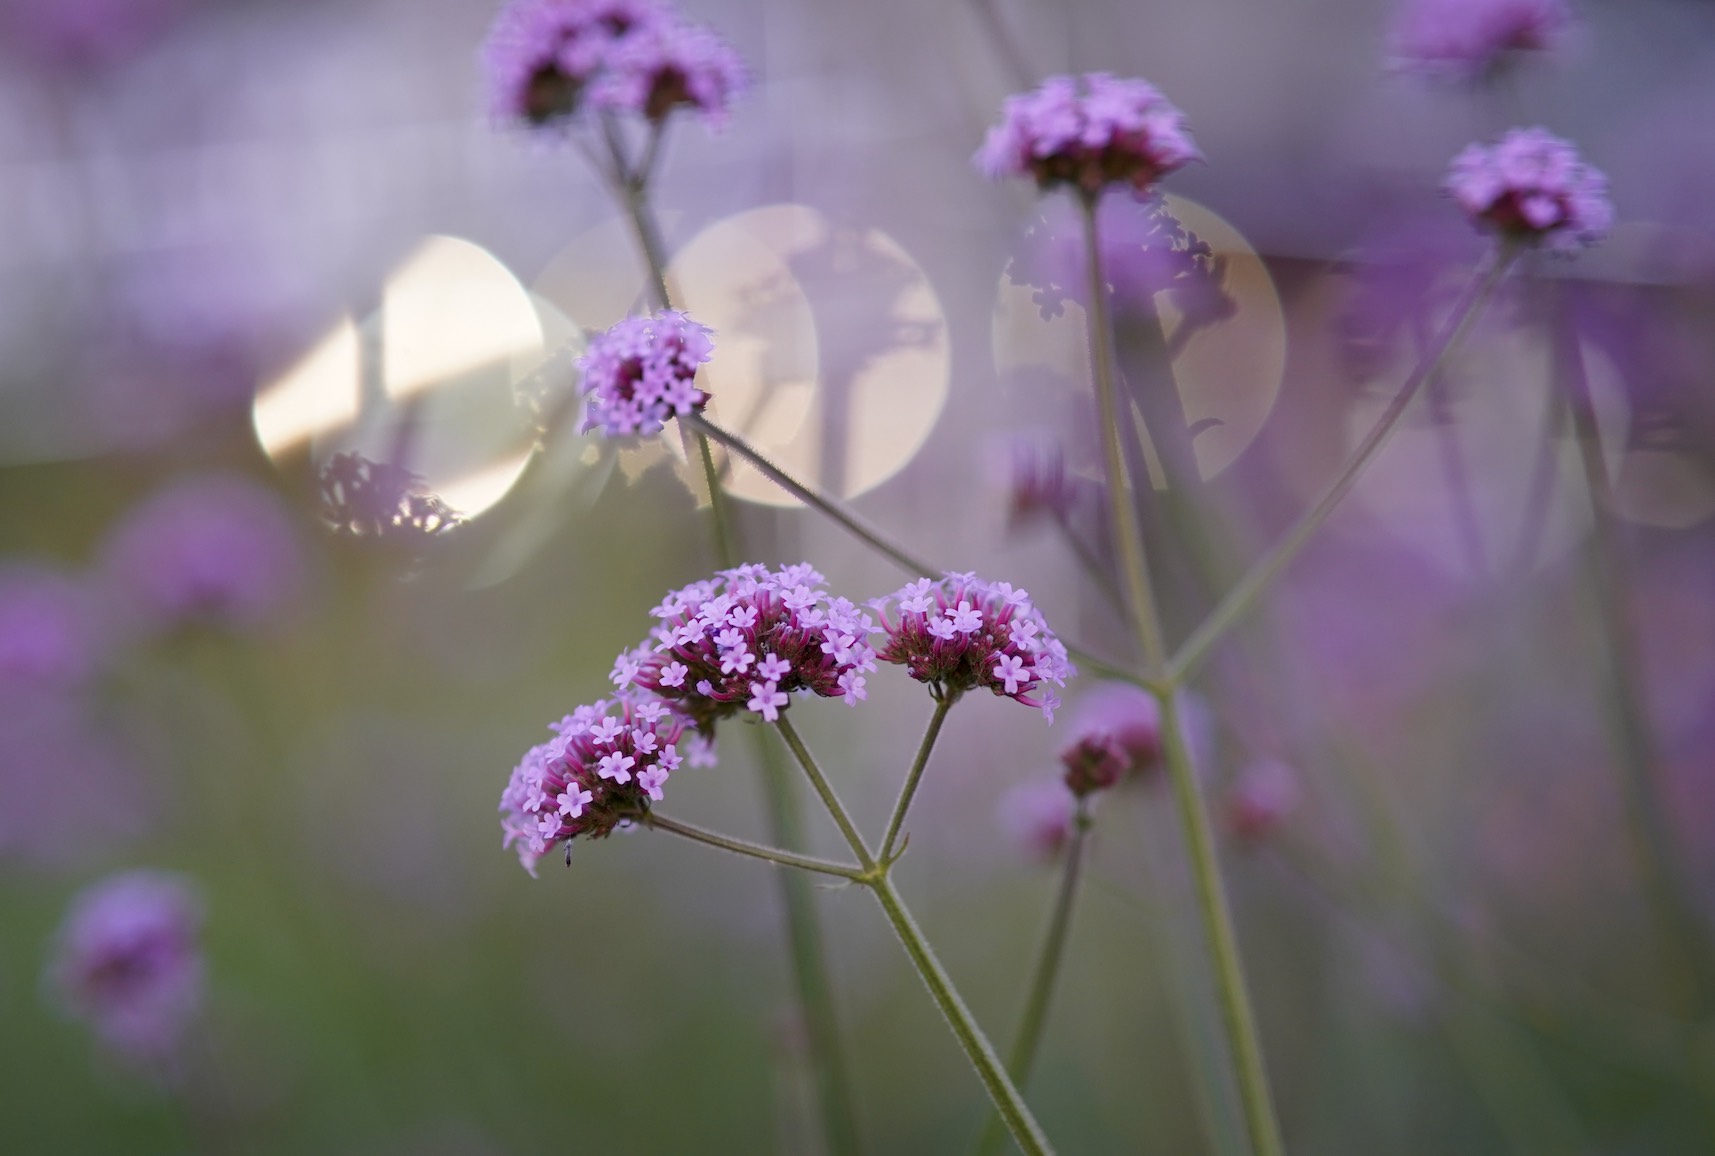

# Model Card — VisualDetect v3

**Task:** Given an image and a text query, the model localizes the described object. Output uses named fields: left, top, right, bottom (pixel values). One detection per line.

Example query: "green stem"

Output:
left=643, top=812, right=866, bottom=880
left=869, top=874, right=1056, bottom=1156
left=1157, top=685, right=1285, bottom=1156
left=693, top=428, right=739, bottom=570
left=751, top=732, right=867, bottom=1156
left=774, top=715, right=878, bottom=871
left=1553, top=285, right=1713, bottom=1012
left=1080, top=192, right=1169, bottom=676
left=685, top=411, right=937, bottom=578
left=974, top=802, right=1094, bottom=1156
left=879, top=696, right=957, bottom=863
left=1167, top=247, right=1517, bottom=686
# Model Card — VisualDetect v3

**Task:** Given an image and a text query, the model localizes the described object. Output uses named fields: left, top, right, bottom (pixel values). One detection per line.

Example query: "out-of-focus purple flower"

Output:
left=499, top=692, right=694, bottom=873
left=618, top=563, right=877, bottom=731
left=0, top=563, right=106, bottom=693
left=0, top=0, right=189, bottom=72
left=998, top=779, right=1078, bottom=861
left=1445, top=128, right=1612, bottom=250
left=100, top=473, right=304, bottom=636
left=1389, top=0, right=1569, bottom=82
left=590, top=13, right=747, bottom=125
left=1224, top=759, right=1301, bottom=843
left=975, top=73, right=1199, bottom=199
left=317, top=453, right=464, bottom=543
left=483, top=0, right=743, bottom=129
left=871, top=574, right=1073, bottom=718
left=991, top=435, right=1083, bottom=529
left=47, top=870, right=204, bottom=1063
left=1063, top=682, right=1162, bottom=784
left=577, top=311, right=714, bottom=438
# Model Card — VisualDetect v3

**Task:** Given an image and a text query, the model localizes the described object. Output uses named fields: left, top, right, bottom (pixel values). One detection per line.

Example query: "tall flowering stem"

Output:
left=642, top=811, right=866, bottom=880
left=879, top=695, right=957, bottom=862
left=975, top=799, right=1094, bottom=1156
left=1167, top=246, right=1518, bottom=686
left=774, top=714, right=1056, bottom=1156
left=1079, top=191, right=1284, bottom=1156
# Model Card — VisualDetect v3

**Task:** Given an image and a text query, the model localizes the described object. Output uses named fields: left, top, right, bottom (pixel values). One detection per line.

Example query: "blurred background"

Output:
left=3, top=0, right=1715, bottom=1151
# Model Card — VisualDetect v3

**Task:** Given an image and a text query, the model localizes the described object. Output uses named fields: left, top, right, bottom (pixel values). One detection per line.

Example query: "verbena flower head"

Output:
left=100, top=473, right=303, bottom=635
left=591, top=13, right=747, bottom=125
left=47, top=870, right=204, bottom=1063
left=999, top=779, right=1078, bottom=861
left=617, top=563, right=877, bottom=732
left=1445, top=127, right=1612, bottom=250
left=0, top=563, right=105, bottom=693
left=1063, top=682, right=1162, bottom=789
left=483, top=0, right=744, bottom=129
left=1225, top=758, right=1301, bottom=843
left=871, top=573, right=1073, bottom=718
left=499, top=692, right=694, bottom=873
left=578, top=311, right=714, bottom=438
left=975, top=73, right=1199, bottom=199
left=1389, top=0, right=1570, bottom=82
left=992, top=435, right=1083, bottom=530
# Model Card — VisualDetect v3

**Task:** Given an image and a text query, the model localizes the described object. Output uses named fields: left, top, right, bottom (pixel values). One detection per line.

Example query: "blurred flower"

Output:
left=991, top=434, right=1084, bottom=529
left=975, top=73, right=1199, bottom=199
left=998, top=779, right=1078, bottom=861
left=1446, top=127, right=1612, bottom=250
left=0, top=562, right=107, bottom=693
left=0, top=0, right=189, bottom=72
left=618, top=563, right=877, bottom=731
left=871, top=574, right=1073, bottom=718
left=317, top=453, right=464, bottom=543
left=47, top=870, right=204, bottom=1064
left=578, top=310, right=714, bottom=438
left=100, top=473, right=304, bottom=636
left=499, top=692, right=694, bottom=874
left=1224, top=759, right=1301, bottom=843
left=1388, top=0, right=1569, bottom=82
left=1059, top=733, right=1127, bottom=797
left=483, top=0, right=743, bottom=130
left=1063, top=681, right=1162, bottom=781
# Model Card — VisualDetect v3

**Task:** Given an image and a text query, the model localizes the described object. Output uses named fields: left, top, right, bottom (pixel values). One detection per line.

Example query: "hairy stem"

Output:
left=974, top=801, right=1094, bottom=1156
left=774, top=714, right=877, bottom=871
left=879, top=696, right=957, bottom=863
left=643, top=812, right=865, bottom=880
left=1167, top=247, right=1517, bottom=686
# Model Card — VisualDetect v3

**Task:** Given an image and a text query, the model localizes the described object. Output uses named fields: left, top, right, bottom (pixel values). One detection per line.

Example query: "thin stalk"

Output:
left=879, top=696, right=956, bottom=863
left=685, top=411, right=937, bottom=577
left=1167, top=247, right=1517, bottom=686
left=1427, top=369, right=1489, bottom=577
left=643, top=812, right=866, bottom=880
left=1080, top=192, right=1169, bottom=675
left=1506, top=365, right=1568, bottom=576
left=974, top=802, right=1094, bottom=1156
left=1156, top=685, right=1284, bottom=1156
left=774, top=714, right=878, bottom=871
left=870, top=875, right=1056, bottom=1156
left=1553, top=287, right=1713, bottom=1012
left=752, top=733, right=867, bottom=1156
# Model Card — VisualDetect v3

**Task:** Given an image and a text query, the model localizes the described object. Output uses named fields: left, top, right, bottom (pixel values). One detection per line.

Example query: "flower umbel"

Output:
left=1389, top=0, right=1570, bottom=82
left=591, top=12, right=746, bottom=125
left=872, top=574, right=1073, bottom=718
left=48, top=870, right=204, bottom=1063
left=975, top=73, right=1199, bottom=199
left=578, top=310, right=714, bottom=438
left=1445, top=127, right=1612, bottom=249
left=499, top=692, right=693, bottom=873
left=617, top=563, right=877, bottom=732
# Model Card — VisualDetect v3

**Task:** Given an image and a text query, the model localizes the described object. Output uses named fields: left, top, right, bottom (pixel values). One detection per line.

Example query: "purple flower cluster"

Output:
left=1061, top=682, right=1162, bottom=794
left=1390, top=0, right=1569, bottom=81
left=482, top=0, right=744, bottom=129
left=100, top=473, right=304, bottom=635
left=0, top=564, right=104, bottom=693
left=1445, top=127, right=1612, bottom=249
left=578, top=311, right=714, bottom=438
left=48, top=871, right=204, bottom=1062
left=999, top=779, right=1078, bottom=861
left=871, top=574, right=1073, bottom=718
left=499, top=693, right=693, bottom=873
left=975, top=73, right=1199, bottom=199
left=1224, top=759, right=1301, bottom=844
left=618, top=563, right=877, bottom=730
left=993, top=435, right=1083, bottom=530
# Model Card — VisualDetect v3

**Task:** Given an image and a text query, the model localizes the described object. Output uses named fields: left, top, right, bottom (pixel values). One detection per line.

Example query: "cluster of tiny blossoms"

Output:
left=1389, top=0, right=1569, bottom=82
left=975, top=73, right=1199, bottom=198
left=1445, top=127, right=1612, bottom=249
left=577, top=311, right=713, bottom=438
left=871, top=574, right=1073, bottom=719
left=499, top=693, right=693, bottom=873
left=616, top=564, right=877, bottom=731
left=483, top=0, right=744, bottom=128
